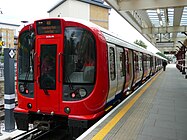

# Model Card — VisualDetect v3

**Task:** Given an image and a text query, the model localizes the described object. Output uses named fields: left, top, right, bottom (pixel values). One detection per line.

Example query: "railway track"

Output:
left=11, top=128, right=51, bottom=140
left=0, top=102, right=72, bottom=139
left=11, top=125, right=70, bottom=140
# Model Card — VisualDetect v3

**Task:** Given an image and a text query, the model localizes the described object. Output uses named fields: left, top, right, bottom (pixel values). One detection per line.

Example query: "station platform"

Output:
left=78, top=64, right=187, bottom=140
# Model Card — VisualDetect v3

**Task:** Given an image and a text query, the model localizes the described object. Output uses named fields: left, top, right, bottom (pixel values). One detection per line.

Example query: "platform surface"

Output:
left=79, top=64, right=187, bottom=140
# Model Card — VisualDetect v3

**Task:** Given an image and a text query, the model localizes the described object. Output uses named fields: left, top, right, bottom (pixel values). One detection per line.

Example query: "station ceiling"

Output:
left=105, top=0, right=187, bottom=54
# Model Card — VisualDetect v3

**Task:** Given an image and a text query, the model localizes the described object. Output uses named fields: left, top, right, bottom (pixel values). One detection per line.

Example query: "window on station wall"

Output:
left=109, top=47, right=116, bottom=81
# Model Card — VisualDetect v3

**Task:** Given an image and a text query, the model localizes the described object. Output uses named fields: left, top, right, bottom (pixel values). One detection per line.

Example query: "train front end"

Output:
left=14, top=18, right=109, bottom=136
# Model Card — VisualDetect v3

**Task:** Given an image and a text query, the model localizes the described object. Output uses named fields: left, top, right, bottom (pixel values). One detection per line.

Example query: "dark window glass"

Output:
left=139, top=53, right=143, bottom=71
left=109, top=47, right=116, bottom=80
left=120, top=52, right=125, bottom=76
left=36, top=19, right=61, bottom=35
left=18, top=30, right=35, bottom=81
left=40, top=45, right=57, bottom=90
left=144, top=54, right=147, bottom=70
left=64, top=27, right=96, bottom=84
left=125, top=50, right=129, bottom=74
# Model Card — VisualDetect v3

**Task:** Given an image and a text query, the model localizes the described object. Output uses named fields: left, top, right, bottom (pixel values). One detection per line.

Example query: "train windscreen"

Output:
left=63, top=27, right=96, bottom=84
left=18, top=30, right=35, bottom=81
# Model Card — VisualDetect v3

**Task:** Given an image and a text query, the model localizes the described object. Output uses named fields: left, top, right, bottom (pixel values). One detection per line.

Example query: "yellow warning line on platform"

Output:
left=92, top=71, right=162, bottom=140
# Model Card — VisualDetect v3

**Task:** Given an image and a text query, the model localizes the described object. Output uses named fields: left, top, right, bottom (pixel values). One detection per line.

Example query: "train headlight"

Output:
left=19, top=84, right=25, bottom=93
left=64, top=107, right=71, bottom=114
left=78, top=88, right=87, bottom=98
left=27, top=103, right=32, bottom=109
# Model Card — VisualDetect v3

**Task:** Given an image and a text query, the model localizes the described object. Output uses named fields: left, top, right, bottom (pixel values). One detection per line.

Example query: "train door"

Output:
left=116, top=47, right=125, bottom=95
left=133, top=51, right=138, bottom=85
left=35, top=38, right=62, bottom=113
left=142, top=54, right=147, bottom=80
left=126, top=49, right=134, bottom=93
left=138, top=52, right=143, bottom=82
left=124, top=49, right=129, bottom=91
left=150, top=56, right=154, bottom=75
left=107, top=43, right=117, bottom=102
left=152, top=56, right=156, bottom=74
left=147, top=55, right=151, bottom=76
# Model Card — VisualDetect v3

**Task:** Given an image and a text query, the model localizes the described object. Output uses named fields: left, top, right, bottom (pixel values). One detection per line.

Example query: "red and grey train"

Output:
left=14, top=18, right=165, bottom=137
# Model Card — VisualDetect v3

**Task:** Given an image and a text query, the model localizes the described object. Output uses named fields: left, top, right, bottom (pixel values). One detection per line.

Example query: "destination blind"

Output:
left=36, top=19, right=61, bottom=35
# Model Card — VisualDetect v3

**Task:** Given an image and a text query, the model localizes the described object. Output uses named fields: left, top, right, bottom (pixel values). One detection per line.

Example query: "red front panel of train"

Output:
left=35, top=38, right=62, bottom=113
left=15, top=18, right=109, bottom=121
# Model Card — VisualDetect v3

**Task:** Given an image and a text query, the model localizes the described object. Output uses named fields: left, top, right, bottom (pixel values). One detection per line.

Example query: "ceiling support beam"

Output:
left=173, top=7, right=184, bottom=25
left=142, top=26, right=187, bottom=34
left=105, top=0, right=120, bottom=10
left=118, top=0, right=187, bottom=10
left=137, top=10, right=152, bottom=27
left=172, top=7, right=184, bottom=38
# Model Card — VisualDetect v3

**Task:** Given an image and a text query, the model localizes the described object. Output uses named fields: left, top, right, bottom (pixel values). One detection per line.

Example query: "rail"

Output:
left=11, top=125, right=68, bottom=140
left=11, top=128, right=42, bottom=140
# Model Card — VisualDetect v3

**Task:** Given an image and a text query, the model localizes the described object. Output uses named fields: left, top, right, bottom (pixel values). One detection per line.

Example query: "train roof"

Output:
left=35, top=17, right=165, bottom=59
left=61, top=17, right=154, bottom=56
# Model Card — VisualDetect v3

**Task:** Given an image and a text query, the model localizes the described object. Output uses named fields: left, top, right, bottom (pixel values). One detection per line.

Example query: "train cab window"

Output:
left=18, top=30, right=35, bottom=81
left=64, top=27, right=96, bottom=84
left=109, top=47, right=116, bottom=80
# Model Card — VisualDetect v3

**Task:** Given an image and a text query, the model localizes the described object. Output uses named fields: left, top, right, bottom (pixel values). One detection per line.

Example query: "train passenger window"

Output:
left=134, top=52, right=139, bottom=72
left=150, top=56, right=153, bottom=67
left=147, top=55, right=151, bottom=68
left=120, top=52, right=125, bottom=76
left=64, top=27, right=96, bottom=84
left=125, top=50, right=129, bottom=74
left=139, top=53, right=143, bottom=71
left=109, top=47, right=116, bottom=80
left=143, top=54, right=147, bottom=70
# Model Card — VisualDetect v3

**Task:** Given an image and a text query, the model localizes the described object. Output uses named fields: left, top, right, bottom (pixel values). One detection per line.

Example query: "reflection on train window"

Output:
left=125, top=50, right=129, bottom=74
left=64, top=27, right=96, bottom=84
left=18, top=30, right=35, bottom=81
left=134, top=52, right=139, bottom=72
left=139, top=53, right=143, bottom=71
left=40, top=44, right=57, bottom=90
left=119, top=52, right=125, bottom=77
left=109, top=47, right=116, bottom=81
left=147, top=55, right=151, bottom=69
left=143, top=54, right=147, bottom=70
